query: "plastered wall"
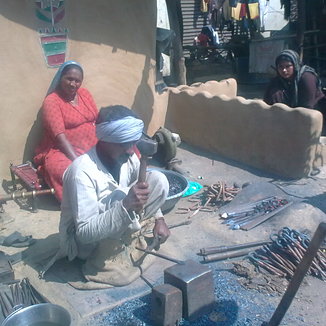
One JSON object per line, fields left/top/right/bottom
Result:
{"left": 0, "top": 0, "right": 160, "bottom": 179}
{"left": 1, "top": 1, "right": 322, "bottom": 181}
{"left": 175, "top": 79, "right": 238, "bottom": 98}
{"left": 164, "top": 81, "right": 323, "bottom": 178}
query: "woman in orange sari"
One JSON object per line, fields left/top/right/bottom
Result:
{"left": 34, "top": 61, "right": 98, "bottom": 201}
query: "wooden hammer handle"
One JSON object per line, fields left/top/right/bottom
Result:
{"left": 138, "top": 156, "right": 147, "bottom": 183}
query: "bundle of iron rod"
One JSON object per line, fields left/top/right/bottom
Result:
{"left": 249, "top": 227, "right": 326, "bottom": 280}
{"left": 220, "top": 196, "right": 291, "bottom": 230}
{"left": 199, "top": 240, "right": 271, "bottom": 263}
{"left": 177, "top": 181, "right": 241, "bottom": 215}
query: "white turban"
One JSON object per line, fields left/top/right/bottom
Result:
{"left": 96, "top": 116, "right": 144, "bottom": 143}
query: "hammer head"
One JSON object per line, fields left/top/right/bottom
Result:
{"left": 136, "top": 135, "right": 158, "bottom": 157}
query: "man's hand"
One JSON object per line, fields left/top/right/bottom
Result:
{"left": 153, "top": 217, "right": 170, "bottom": 244}
{"left": 123, "top": 182, "right": 150, "bottom": 212}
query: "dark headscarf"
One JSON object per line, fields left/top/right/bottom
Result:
{"left": 275, "top": 50, "right": 322, "bottom": 107}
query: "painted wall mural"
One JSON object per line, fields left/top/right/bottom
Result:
{"left": 35, "top": 0, "right": 68, "bottom": 67}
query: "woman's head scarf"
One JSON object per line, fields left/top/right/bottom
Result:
{"left": 46, "top": 60, "right": 83, "bottom": 96}
{"left": 275, "top": 50, "right": 321, "bottom": 107}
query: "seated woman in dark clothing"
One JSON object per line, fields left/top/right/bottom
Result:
{"left": 264, "top": 49, "right": 325, "bottom": 110}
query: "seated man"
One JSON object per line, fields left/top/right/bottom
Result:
{"left": 59, "top": 105, "right": 170, "bottom": 287}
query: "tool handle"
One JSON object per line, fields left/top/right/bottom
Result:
{"left": 138, "top": 156, "right": 147, "bottom": 183}
{"left": 146, "top": 235, "right": 161, "bottom": 251}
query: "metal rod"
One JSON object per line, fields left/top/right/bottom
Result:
{"left": 202, "top": 247, "right": 254, "bottom": 262}
{"left": 266, "top": 222, "right": 326, "bottom": 326}
{"left": 0, "top": 188, "right": 55, "bottom": 203}
{"left": 143, "top": 220, "right": 192, "bottom": 235}
{"left": 240, "top": 201, "right": 292, "bottom": 231}
{"left": 199, "top": 240, "right": 271, "bottom": 256}
{"left": 220, "top": 196, "right": 276, "bottom": 219}
{"left": 135, "top": 247, "right": 185, "bottom": 265}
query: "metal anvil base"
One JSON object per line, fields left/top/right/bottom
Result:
{"left": 164, "top": 259, "right": 215, "bottom": 321}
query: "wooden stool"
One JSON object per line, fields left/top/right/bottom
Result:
{"left": 9, "top": 162, "right": 44, "bottom": 212}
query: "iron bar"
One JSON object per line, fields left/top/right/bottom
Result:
{"left": 199, "top": 240, "right": 271, "bottom": 256}
{"left": 135, "top": 247, "right": 185, "bottom": 265}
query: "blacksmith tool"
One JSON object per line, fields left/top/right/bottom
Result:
{"left": 164, "top": 259, "right": 215, "bottom": 321}
{"left": 240, "top": 200, "right": 292, "bottom": 230}
{"left": 136, "top": 135, "right": 158, "bottom": 183}
{"left": 199, "top": 240, "right": 271, "bottom": 256}
{"left": 264, "top": 222, "right": 326, "bottom": 326}
{"left": 220, "top": 196, "right": 276, "bottom": 219}
{"left": 135, "top": 246, "right": 185, "bottom": 265}
{"left": 143, "top": 219, "right": 192, "bottom": 235}
{"left": 129, "top": 135, "right": 157, "bottom": 230}
{"left": 146, "top": 235, "right": 161, "bottom": 251}
{"left": 221, "top": 197, "right": 292, "bottom": 231}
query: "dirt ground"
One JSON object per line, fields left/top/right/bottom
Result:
{"left": 0, "top": 66, "right": 325, "bottom": 325}
{"left": 1, "top": 141, "right": 326, "bottom": 325}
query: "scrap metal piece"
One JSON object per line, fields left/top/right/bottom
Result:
{"left": 164, "top": 259, "right": 215, "bottom": 321}
{"left": 151, "top": 284, "right": 183, "bottom": 326}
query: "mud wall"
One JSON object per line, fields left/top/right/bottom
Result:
{"left": 174, "top": 79, "right": 237, "bottom": 98}
{"left": 165, "top": 84, "right": 323, "bottom": 178}
{"left": 0, "top": 0, "right": 160, "bottom": 179}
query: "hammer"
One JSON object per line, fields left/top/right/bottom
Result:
{"left": 136, "top": 135, "right": 158, "bottom": 183}
{"left": 136, "top": 136, "right": 162, "bottom": 250}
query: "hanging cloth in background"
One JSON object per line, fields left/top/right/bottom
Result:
{"left": 229, "top": 0, "right": 239, "bottom": 7}
{"left": 259, "top": 0, "right": 267, "bottom": 29}
{"left": 259, "top": 0, "right": 288, "bottom": 32}
{"left": 210, "top": 0, "right": 227, "bottom": 30}
{"left": 281, "top": 0, "right": 297, "bottom": 21}
{"left": 239, "top": 2, "right": 248, "bottom": 19}
{"left": 201, "top": 0, "right": 210, "bottom": 12}
{"left": 231, "top": 2, "right": 242, "bottom": 19}
{"left": 289, "top": 0, "right": 298, "bottom": 22}
{"left": 232, "top": 0, "right": 259, "bottom": 20}
{"left": 248, "top": 2, "right": 259, "bottom": 19}
{"left": 223, "top": 0, "right": 232, "bottom": 21}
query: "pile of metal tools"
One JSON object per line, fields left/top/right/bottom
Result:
{"left": 220, "top": 196, "right": 291, "bottom": 230}
{"left": 177, "top": 181, "right": 241, "bottom": 215}
{"left": 0, "top": 278, "right": 45, "bottom": 319}
{"left": 249, "top": 227, "right": 326, "bottom": 280}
